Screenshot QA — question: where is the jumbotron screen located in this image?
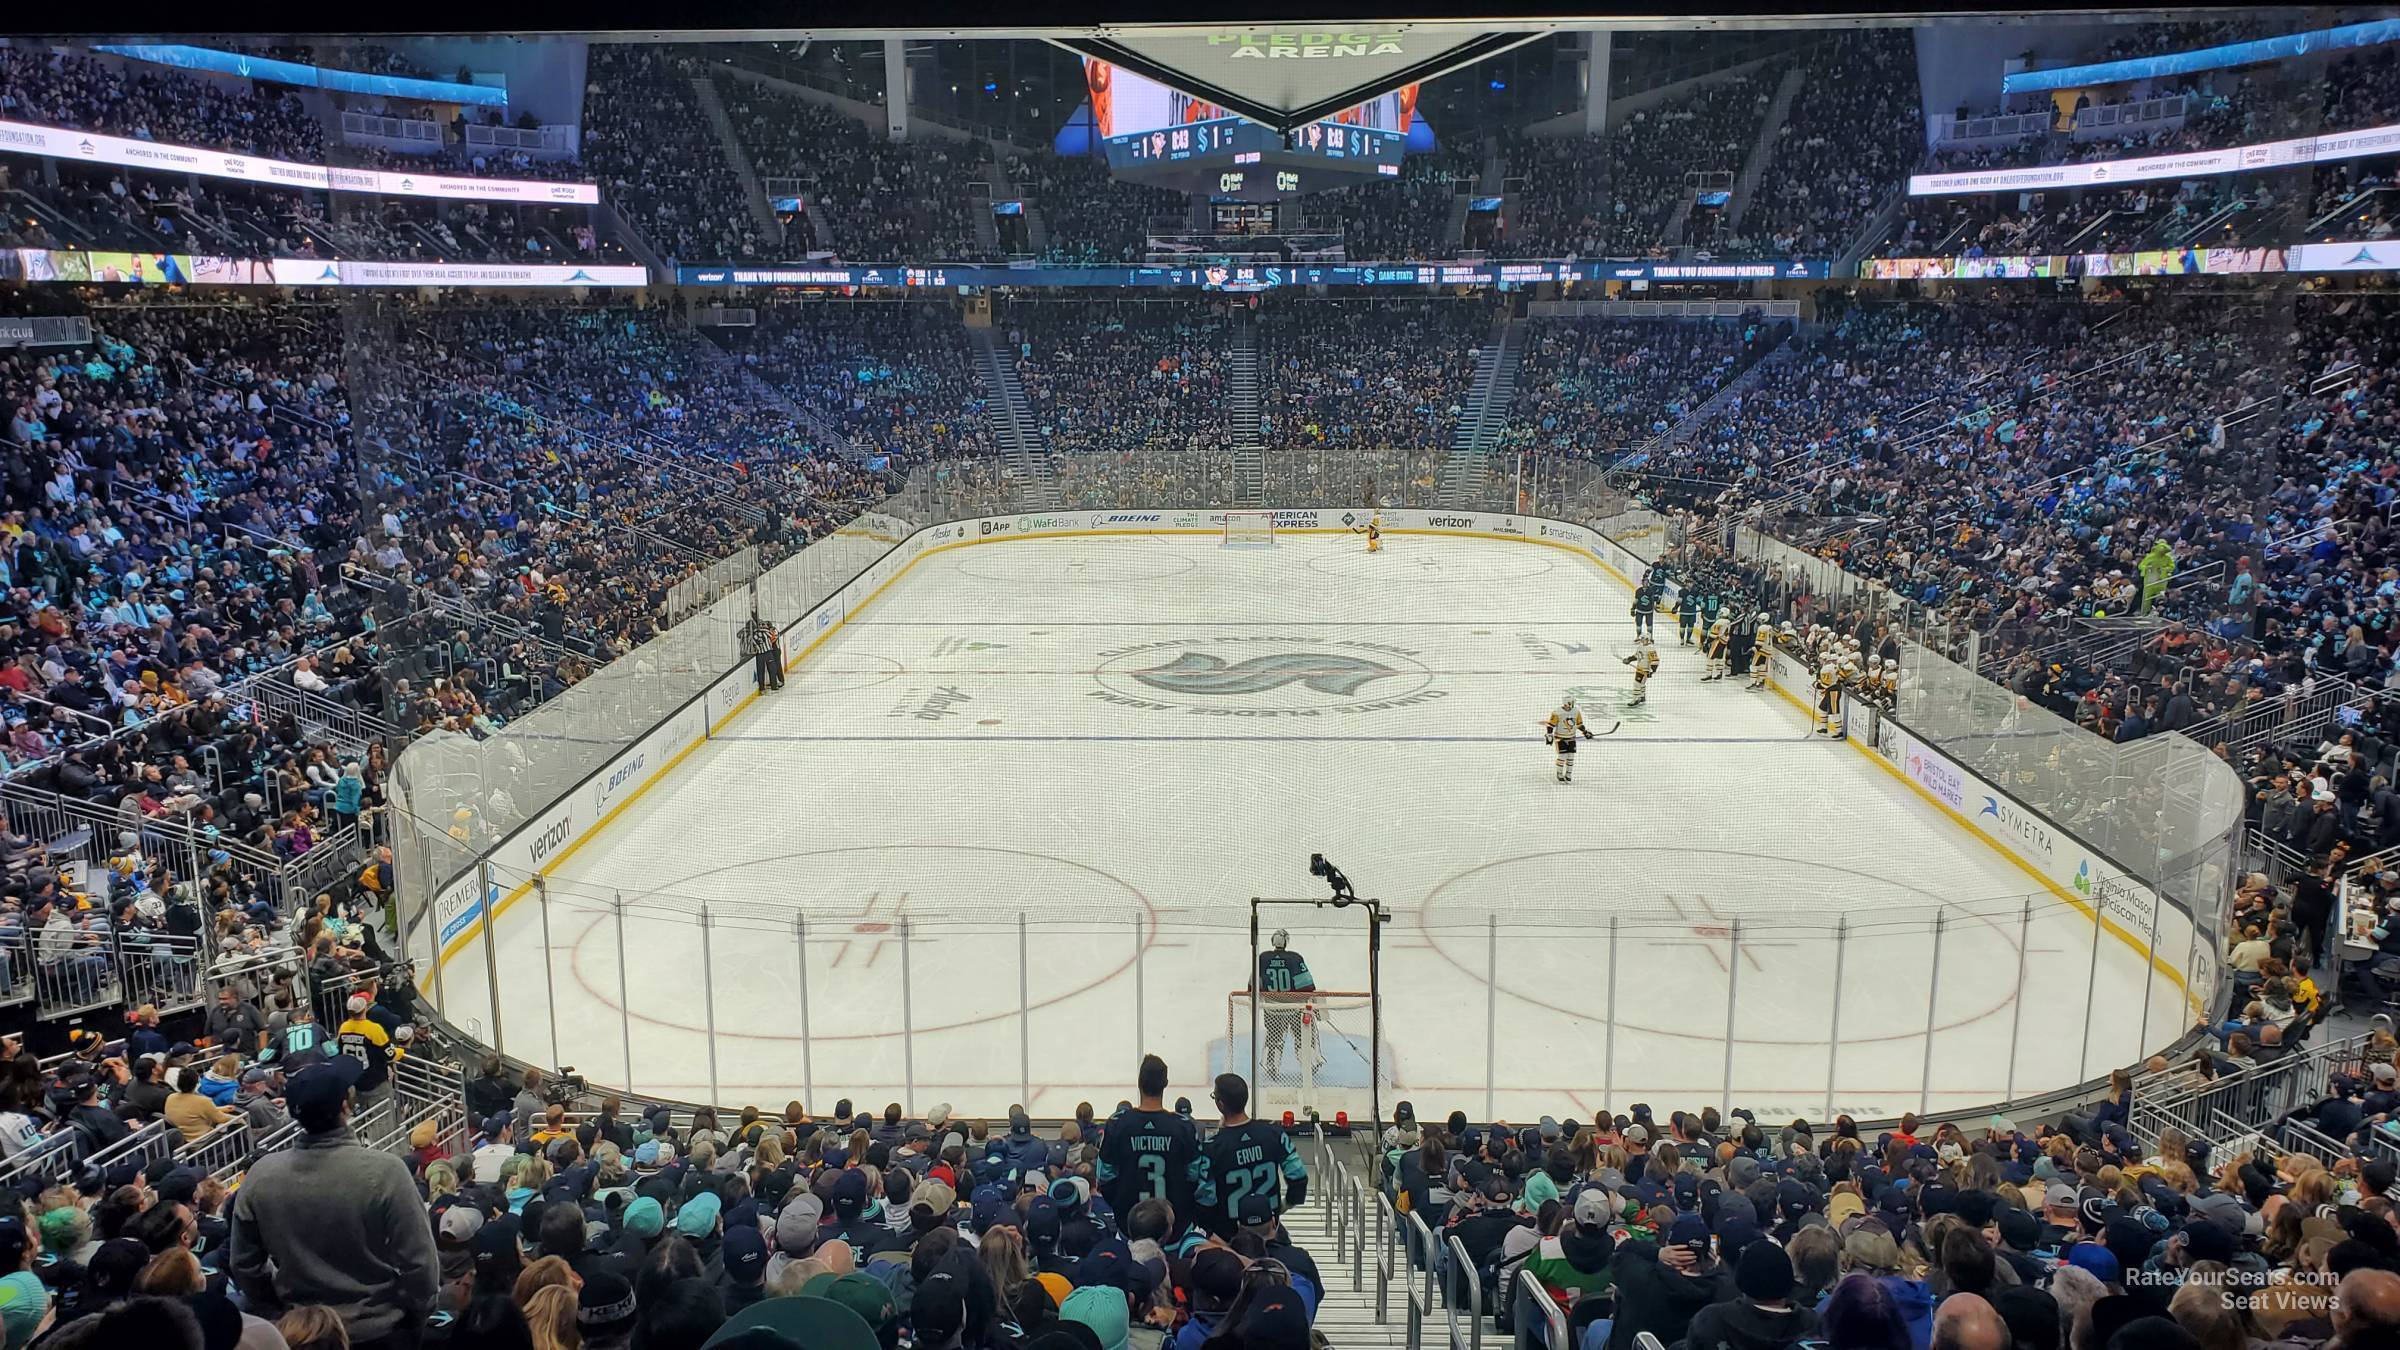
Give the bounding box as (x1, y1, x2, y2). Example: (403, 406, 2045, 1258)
(1082, 57, 1414, 176)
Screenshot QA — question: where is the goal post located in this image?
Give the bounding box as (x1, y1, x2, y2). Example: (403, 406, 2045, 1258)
(1222, 511, 1276, 547)
(1227, 989, 1386, 1126)
(1233, 896, 1390, 1132)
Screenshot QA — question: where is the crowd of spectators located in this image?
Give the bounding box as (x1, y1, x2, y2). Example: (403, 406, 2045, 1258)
(2059, 78, 2257, 166)
(1005, 151, 1186, 265)
(1498, 70, 1776, 259)
(1315, 146, 1483, 262)
(1740, 33, 1925, 259)
(1900, 43, 2400, 261)
(716, 74, 989, 262)
(1501, 317, 1777, 463)
(350, 303, 901, 690)
(581, 47, 759, 266)
(2310, 167, 2400, 242)
(0, 302, 361, 762)
(0, 285, 959, 875)
(1252, 297, 1492, 506)
(1003, 300, 1235, 460)
(0, 46, 325, 163)
(0, 908, 425, 1349)
(1884, 179, 2287, 259)
(1621, 289, 2400, 738)
(717, 303, 996, 471)
(2091, 18, 2280, 66)
(0, 161, 617, 266)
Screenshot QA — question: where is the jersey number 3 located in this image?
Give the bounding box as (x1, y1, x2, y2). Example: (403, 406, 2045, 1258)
(1138, 1153, 1168, 1199)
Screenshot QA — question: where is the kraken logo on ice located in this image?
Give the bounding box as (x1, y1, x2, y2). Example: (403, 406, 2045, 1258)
(1090, 636, 1444, 717)
(1130, 651, 1400, 698)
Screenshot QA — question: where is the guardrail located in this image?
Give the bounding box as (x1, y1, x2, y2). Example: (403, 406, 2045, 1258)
(2129, 1019, 2387, 1152)
(1406, 1209, 1440, 1350)
(1513, 1270, 1569, 1350)
(1447, 1234, 1484, 1350)
(1376, 1190, 1399, 1334)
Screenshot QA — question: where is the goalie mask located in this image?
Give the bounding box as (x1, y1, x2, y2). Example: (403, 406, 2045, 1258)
(1271, 929, 1290, 951)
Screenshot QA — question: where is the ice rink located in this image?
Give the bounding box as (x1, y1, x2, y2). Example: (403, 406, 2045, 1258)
(442, 529, 2189, 1124)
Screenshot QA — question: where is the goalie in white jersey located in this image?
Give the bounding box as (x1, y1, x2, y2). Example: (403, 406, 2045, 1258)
(1543, 695, 1592, 782)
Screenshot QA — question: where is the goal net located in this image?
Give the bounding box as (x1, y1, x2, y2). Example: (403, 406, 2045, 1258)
(1223, 899, 1392, 1130)
(1225, 990, 1389, 1126)
(1222, 512, 1276, 547)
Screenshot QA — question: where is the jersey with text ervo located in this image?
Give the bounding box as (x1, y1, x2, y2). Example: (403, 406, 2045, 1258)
(1203, 1120, 1309, 1234)
(1097, 1106, 1215, 1227)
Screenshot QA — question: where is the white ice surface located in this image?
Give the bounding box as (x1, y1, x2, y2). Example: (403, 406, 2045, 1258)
(441, 532, 2186, 1123)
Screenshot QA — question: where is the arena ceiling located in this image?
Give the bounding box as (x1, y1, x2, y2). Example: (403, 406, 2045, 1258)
(65, 5, 2287, 132)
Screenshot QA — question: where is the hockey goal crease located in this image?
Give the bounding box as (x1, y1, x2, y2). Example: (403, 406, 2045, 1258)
(1225, 989, 1389, 1123)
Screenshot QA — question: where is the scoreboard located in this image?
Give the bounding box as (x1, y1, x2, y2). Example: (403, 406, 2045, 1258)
(1108, 117, 1405, 176)
(1086, 58, 1410, 197)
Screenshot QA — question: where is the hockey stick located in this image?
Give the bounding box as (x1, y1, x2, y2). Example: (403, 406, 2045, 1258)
(1581, 722, 1622, 739)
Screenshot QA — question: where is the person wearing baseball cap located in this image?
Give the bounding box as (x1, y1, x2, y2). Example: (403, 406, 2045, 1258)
(767, 1194, 826, 1288)
(227, 1056, 440, 1348)
(2040, 1183, 2080, 1247)
(1526, 1188, 1616, 1311)
(720, 1224, 770, 1314)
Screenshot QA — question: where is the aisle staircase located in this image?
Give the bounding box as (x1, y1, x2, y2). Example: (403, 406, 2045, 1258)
(1727, 65, 1806, 233)
(690, 75, 782, 250)
(1286, 1131, 1411, 1350)
(1282, 1126, 1529, 1350)
(968, 328, 1061, 509)
(1229, 312, 1267, 507)
(1434, 318, 1527, 509)
(1624, 327, 1796, 468)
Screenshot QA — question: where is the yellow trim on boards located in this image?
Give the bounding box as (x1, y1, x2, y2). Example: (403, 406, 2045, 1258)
(424, 518, 2198, 1033)
(1750, 667, 2203, 1022)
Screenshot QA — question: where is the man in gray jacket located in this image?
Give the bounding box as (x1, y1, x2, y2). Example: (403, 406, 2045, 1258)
(230, 1057, 439, 1350)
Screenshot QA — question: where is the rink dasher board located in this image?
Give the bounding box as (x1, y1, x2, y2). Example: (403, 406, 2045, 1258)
(420, 507, 2195, 1032)
(1753, 644, 2204, 1024)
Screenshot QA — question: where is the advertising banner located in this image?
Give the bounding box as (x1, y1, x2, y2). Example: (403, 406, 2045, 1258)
(1909, 118, 2400, 195)
(674, 258, 1833, 289)
(267, 258, 647, 287)
(1863, 246, 2288, 280)
(0, 117, 600, 203)
(7, 249, 643, 288)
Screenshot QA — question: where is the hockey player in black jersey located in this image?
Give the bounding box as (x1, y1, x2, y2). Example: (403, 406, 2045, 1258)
(1201, 1072, 1309, 1237)
(1255, 931, 1316, 1079)
(1096, 1055, 1215, 1234)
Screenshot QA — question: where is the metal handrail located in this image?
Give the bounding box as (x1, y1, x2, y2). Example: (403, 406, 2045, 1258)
(1350, 1167, 1368, 1294)
(1407, 1209, 1441, 1350)
(1375, 1189, 1397, 1328)
(1446, 1234, 1485, 1350)
(1331, 1157, 1351, 1265)
(1514, 1269, 1570, 1350)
